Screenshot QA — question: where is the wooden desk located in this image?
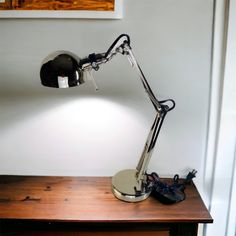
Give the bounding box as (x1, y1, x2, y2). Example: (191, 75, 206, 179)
(0, 175, 212, 236)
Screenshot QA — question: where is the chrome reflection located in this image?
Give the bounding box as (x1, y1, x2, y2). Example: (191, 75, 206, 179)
(40, 51, 84, 88)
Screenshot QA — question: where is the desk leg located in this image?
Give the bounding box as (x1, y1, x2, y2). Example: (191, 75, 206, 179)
(170, 223, 198, 236)
(0, 220, 2, 236)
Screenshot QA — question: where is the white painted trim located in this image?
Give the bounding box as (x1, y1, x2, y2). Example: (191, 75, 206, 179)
(226, 143, 236, 236)
(204, 0, 236, 235)
(0, 0, 123, 19)
(203, 0, 228, 207)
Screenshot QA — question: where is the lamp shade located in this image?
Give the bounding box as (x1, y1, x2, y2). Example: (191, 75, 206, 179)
(40, 51, 84, 88)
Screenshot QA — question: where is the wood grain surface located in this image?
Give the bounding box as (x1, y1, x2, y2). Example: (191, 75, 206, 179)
(0, 175, 213, 223)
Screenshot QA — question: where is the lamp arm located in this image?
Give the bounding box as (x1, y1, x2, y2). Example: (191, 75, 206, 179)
(80, 39, 164, 113)
(119, 43, 175, 191)
(81, 36, 175, 194)
(121, 43, 162, 112)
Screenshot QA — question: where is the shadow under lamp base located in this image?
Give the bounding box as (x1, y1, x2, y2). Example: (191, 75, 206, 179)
(112, 169, 152, 202)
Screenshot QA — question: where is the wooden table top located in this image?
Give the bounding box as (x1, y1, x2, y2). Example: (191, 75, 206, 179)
(0, 175, 212, 224)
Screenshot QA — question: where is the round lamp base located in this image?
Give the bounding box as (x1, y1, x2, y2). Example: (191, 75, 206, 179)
(112, 169, 151, 202)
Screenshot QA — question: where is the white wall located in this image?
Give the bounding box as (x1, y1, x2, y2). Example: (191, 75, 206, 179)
(0, 0, 213, 192)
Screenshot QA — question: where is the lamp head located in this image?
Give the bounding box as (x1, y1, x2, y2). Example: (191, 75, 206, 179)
(40, 51, 84, 88)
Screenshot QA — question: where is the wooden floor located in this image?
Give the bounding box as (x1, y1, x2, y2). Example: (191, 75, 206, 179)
(0, 0, 115, 11)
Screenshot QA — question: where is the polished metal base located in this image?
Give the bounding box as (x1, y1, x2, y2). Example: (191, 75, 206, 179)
(112, 169, 151, 202)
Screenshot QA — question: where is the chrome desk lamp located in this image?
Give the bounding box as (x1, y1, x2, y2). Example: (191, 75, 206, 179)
(40, 34, 175, 202)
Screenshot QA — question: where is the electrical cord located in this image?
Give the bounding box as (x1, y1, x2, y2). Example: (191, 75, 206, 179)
(147, 170, 197, 204)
